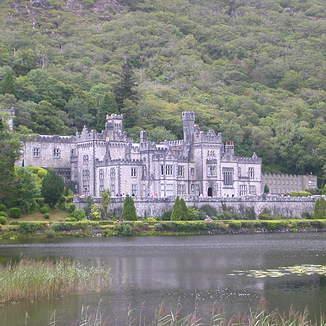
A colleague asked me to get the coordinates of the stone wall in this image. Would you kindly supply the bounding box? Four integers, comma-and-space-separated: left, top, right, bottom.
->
74, 195, 321, 218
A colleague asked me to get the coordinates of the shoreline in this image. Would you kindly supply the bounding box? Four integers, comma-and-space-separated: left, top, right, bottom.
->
1, 219, 326, 242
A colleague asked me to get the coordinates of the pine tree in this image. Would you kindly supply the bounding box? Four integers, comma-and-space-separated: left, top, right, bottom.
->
171, 197, 188, 220
122, 195, 137, 220
41, 170, 64, 207
96, 94, 118, 131
114, 58, 138, 111
314, 198, 326, 218
264, 184, 270, 194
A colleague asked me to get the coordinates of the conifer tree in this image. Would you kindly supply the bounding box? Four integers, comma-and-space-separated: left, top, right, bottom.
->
171, 196, 188, 221
41, 170, 64, 207
114, 58, 138, 111
96, 94, 118, 131
122, 195, 137, 220
314, 198, 326, 218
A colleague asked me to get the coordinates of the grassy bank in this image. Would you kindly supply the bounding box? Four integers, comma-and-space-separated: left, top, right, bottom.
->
1, 219, 326, 241
0, 259, 110, 303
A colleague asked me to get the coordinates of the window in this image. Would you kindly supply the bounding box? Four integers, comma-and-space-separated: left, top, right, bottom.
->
99, 185, 104, 193
191, 184, 195, 193
131, 184, 138, 195
131, 167, 137, 177
223, 168, 234, 186
238, 167, 241, 178
33, 147, 40, 158
142, 166, 147, 178
190, 168, 195, 177
111, 183, 115, 195
207, 165, 217, 176
165, 165, 173, 176
161, 165, 164, 176
249, 185, 256, 195
110, 168, 115, 177
83, 155, 89, 164
99, 169, 104, 180
83, 185, 90, 196
240, 185, 247, 196
177, 184, 186, 194
248, 167, 254, 179
53, 148, 61, 158
82, 169, 90, 180
208, 150, 215, 157
177, 165, 184, 177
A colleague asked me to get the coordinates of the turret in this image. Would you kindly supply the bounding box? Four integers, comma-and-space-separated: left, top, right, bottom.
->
182, 111, 196, 144
105, 114, 124, 141
224, 141, 235, 156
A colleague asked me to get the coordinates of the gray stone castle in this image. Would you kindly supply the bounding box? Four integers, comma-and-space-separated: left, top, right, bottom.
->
20, 111, 263, 198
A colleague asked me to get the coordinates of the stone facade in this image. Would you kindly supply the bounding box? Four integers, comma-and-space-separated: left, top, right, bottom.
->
20, 111, 262, 198
262, 174, 318, 194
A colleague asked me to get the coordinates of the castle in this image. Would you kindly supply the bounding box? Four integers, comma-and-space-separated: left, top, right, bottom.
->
20, 111, 262, 198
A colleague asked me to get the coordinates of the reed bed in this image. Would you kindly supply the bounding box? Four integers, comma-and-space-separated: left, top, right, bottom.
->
50, 305, 326, 326
0, 259, 110, 303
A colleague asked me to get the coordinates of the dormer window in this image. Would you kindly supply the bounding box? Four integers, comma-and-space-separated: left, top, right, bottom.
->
33, 147, 40, 158
53, 148, 61, 159
131, 167, 137, 177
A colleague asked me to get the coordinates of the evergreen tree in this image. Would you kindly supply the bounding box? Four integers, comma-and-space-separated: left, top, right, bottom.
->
114, 58, 138, 111
96, 94, 118, 131
41, 170, 64, 207
0, 72, 15, 95
171, 196, 188, 221
122, 195, 137, 220
264, 184, 270, 194
0, 121, 21, 206
314, 198, 326, 218
90, 203, 102, 220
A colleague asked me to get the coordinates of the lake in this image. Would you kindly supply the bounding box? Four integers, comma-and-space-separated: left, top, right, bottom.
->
0, 233, 326, 326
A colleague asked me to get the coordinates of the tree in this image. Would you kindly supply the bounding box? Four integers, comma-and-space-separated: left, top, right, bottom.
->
0, 122, 21, 206
171, 197, 188, 221
101, 190, 111, 218
114, 58, 138, 111
264, 184, 270, 194
90, 203, 102, 220
122, 195, 137, 220
314, 198, 326, 218
41, 170, 64, 207
96, 94, 118, 131
0, 72, 15, 95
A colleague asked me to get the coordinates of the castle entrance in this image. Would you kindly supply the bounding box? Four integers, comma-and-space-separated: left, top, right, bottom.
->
207, 187, 213, 197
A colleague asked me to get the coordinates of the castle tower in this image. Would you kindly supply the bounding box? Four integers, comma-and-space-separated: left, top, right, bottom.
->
182, 111, 196, 144
105, 114, 124, 141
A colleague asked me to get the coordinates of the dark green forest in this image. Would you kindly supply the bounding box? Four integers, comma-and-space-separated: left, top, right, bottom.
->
0, 0, 325, 183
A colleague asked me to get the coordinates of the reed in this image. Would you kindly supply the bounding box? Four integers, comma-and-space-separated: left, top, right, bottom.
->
0, 259, 110, 303
51, 305, 325, 326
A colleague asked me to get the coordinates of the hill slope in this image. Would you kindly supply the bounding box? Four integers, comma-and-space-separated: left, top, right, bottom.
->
0, 0, 325, 182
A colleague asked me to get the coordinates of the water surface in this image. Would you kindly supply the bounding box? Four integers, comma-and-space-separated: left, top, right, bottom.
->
0, 233, 325, 325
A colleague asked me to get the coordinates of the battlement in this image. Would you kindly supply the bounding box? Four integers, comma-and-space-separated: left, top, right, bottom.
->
35, 135, 76, 143
106, 113, 123, 121
182, 111, 196, 121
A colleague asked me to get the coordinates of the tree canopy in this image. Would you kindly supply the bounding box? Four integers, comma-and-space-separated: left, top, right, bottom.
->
0, 0, 325, 184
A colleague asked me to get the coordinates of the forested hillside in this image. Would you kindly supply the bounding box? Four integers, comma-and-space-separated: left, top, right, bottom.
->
0, 0, 325, 183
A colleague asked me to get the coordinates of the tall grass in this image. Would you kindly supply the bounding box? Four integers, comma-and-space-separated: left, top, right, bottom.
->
50, 305, 326, 326
0, 259, 110, 303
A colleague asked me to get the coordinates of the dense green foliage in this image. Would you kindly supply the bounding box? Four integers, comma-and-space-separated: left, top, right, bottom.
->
171, 197, 188, 221
122, 195, 137, 220
41, 170, 65, 207
0, 0, 325, 183
314, 198, 326, 218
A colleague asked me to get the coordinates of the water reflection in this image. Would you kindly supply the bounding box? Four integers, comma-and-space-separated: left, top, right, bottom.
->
0, 233, 326, 326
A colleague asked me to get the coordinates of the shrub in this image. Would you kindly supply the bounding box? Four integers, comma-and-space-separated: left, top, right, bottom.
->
67, 203, 76, 214
71, 208, 86, 220
43, 213, 50, 219
144, 217, 157, 223
159, 209, 172, 220
313, 198, 326, 218
0, 211, 8, 217
115, 223, 134, 236
19, 222, 43, 234
0, 204, 7, 211
258, 208, 273, 220
90, 204, 102, 220
8, 207, 22, 219
289, 191, 311, 197
39, 205, 50, 214
187, 207, 205, 220
0, 216, 8, 225
301, 212, 312, 219
122, 196, 137, 221
200, 205, 218, 217
171, 197, 188, 221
